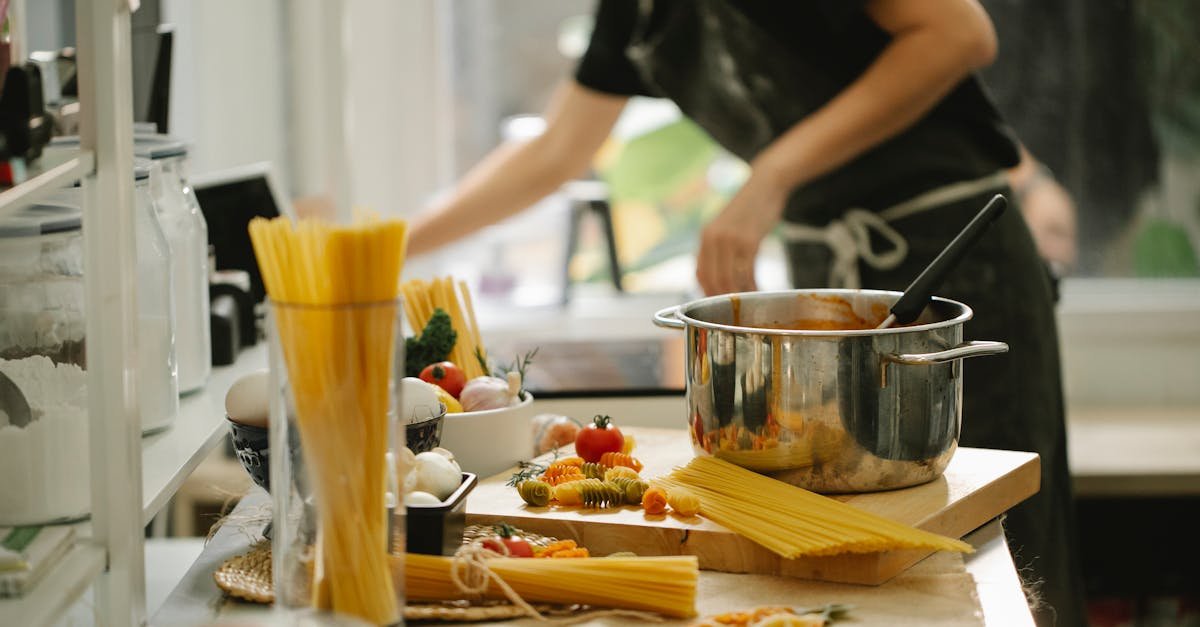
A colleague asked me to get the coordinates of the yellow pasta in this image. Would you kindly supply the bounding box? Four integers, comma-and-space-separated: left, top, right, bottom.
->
402, 553, 698, 618
248, 214, 407, 625
401, 276, 488, 378
553, 480, 586, 506
604, 466, 640, 483
657, 456, 973, 559
666, 486, 701, 517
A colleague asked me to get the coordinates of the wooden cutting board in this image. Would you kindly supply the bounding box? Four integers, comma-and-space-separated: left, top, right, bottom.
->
465, 427, 1040, 585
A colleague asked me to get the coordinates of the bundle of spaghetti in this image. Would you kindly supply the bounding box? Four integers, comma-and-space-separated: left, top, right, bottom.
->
400, 276, 487, 378
657, 456, 972, 559
402, 553, 698, 618
248, 215, 407, 625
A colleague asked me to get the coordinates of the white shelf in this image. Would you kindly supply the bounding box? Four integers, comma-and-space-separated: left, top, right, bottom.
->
0, 148, 94, 218
0, 541, 106, 626
141, 345, 268, 525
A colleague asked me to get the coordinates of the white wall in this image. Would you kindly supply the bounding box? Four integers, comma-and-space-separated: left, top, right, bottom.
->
161, 0, 290, 191
345, 0, 452, 217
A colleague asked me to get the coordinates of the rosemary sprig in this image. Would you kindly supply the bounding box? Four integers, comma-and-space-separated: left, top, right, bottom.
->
495, 348, 539, 382
504, 447, 561, 487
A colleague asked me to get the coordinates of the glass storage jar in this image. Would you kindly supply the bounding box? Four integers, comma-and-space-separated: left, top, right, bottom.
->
50, 159, 179, 434
0, 203, 89, 524
53, 134, 212, 394
0, 156, 180, 524
138, 135, 211, 393
269, 301, 406, 625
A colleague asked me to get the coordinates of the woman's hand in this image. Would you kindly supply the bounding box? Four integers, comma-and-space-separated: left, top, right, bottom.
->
696, 171, 788, 295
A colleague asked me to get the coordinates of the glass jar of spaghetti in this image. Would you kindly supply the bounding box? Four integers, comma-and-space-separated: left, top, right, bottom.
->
268, 300, 406, 625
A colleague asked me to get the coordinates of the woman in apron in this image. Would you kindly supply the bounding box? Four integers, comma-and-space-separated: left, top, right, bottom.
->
410, 2, 1083, 624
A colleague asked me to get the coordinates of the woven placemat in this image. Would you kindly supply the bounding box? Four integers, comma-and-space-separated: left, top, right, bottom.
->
213, 525, 569, 621
213, 540, 274, 604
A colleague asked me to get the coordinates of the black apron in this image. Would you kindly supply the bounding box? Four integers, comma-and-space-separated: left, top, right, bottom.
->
621, 3, 1086, 625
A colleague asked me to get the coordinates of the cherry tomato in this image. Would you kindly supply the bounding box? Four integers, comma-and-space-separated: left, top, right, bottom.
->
574, 415, 624, 463
419, 361, 466, 398
481, 523, 534, 557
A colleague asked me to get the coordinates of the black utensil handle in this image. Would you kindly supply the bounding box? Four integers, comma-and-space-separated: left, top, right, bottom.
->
889, 194, 1008, 325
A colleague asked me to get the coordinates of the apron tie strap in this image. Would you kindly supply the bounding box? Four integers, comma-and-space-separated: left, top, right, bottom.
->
778, 171, 1010, 289
778, 208, 908, 289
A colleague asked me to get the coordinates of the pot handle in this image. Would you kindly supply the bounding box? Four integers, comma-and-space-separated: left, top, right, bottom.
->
885, 340, 1009, 365
653, 306, 686, 330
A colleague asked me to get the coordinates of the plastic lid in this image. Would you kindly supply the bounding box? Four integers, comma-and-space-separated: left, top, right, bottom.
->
0, 203, 82, 238
133, 158, 153, 181
49, 134, 189, 159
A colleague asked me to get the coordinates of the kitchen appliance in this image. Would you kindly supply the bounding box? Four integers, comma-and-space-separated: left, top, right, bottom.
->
653, 288, 1008, 492
191, 162, 292, 303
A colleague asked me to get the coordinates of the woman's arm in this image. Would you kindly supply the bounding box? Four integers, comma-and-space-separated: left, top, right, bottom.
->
697, 0, 1000, 295
407, 82, 628, 256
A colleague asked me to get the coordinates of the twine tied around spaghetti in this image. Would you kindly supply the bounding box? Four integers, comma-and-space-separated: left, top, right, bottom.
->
450, 542, 546, 620
449, 542, 666, 624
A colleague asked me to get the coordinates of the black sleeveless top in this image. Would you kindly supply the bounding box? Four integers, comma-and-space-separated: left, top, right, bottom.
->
575, 0, 1020, 223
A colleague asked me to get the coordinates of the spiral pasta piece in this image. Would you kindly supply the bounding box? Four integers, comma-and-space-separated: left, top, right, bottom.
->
642, 486, 669, 515
539, 469, 586, 486
604, 466, 640, 483
599, 451, 644, 472
517, 480, 552, 507
580, 461, 607, 480
549, 456, 584, 468
543, 464, 584, 480
666, 486, 701, 516
577, 479, 624, 508
608, 477, 650, 505
553, 480, 585, 506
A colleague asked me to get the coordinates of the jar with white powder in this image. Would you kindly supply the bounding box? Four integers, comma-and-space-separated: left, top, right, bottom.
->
0, 161, 179, 523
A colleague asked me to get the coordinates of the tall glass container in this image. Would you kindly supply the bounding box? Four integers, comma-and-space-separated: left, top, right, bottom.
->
137, 135, 211, 393
0, 203, 89, 524
0, 156, 179, 523
269, 300, 405, 625
49, 159, 180, 434
53, 134, 211, 393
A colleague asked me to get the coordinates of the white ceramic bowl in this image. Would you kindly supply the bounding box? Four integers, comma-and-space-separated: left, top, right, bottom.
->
437, 393, 536, 479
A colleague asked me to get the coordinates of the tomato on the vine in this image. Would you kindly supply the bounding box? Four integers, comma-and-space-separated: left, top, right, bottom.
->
481, 523, 533, 557
574, 415, 624, 463
419, 361, 467, 398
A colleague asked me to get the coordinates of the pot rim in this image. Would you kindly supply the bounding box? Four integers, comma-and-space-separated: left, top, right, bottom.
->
675, 288, 974, 337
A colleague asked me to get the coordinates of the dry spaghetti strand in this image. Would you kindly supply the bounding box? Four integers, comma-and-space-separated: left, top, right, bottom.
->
249, 215, 408, 625
657, 456, 973, 559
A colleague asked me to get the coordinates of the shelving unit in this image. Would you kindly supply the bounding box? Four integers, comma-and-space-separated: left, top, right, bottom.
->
0, 149, 94, 219
141, 345, 267, 525
0, 1, 215, 625
0, 543, 107, 627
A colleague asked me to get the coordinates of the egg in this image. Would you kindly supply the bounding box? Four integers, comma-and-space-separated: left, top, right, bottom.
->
400, 377, 443, 424
404, 491, 443, 506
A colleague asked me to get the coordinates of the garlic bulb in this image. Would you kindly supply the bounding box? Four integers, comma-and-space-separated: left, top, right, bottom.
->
459, 374, 520, 412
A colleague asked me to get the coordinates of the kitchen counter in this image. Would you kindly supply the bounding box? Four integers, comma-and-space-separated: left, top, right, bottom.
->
153, 475, 1034, 626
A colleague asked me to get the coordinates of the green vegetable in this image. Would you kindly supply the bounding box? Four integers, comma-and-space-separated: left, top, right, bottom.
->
405, 309, 457, 377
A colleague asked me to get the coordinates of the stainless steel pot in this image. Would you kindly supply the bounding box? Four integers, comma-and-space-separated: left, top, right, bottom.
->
653, 289, 1008, 493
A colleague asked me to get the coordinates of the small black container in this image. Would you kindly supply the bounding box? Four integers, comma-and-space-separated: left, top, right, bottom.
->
406, 472, 478, 556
